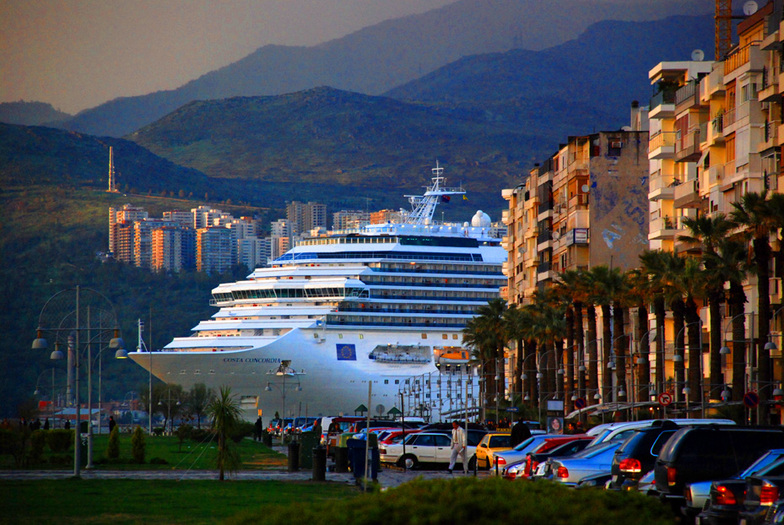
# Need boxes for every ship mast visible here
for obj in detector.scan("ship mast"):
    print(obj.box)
[404,161,465,225]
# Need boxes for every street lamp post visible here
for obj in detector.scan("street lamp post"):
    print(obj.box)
[32,286,124,477]
[265,361,304,431]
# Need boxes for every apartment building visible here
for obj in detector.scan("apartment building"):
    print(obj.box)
[503,114,650,305]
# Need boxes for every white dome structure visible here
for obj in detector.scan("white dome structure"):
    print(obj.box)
[471,210,492,228]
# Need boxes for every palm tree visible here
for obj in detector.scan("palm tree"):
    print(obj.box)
[680,257,708,404]
[528,290,567,406]
[555,269,591,410]
[731,190,777,420]
[627,268,653,403]
[638,250,669,397]
[680,214,735,400]
[503,304,533,401]
[589,265,629,402]
[463,298,508,411]
[207,385,242,481]
[708,238,750,402]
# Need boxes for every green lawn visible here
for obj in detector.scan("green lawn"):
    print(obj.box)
[1,433,287,471]
[0,479,358,524]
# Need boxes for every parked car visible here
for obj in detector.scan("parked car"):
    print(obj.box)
[494,434,590,478]
[738,474,784,525]
[473,431,512,470]
[590,418,735,448]
[525,437,594,480]
[609,420,682,491]
[690,449,784,525]
[653,426,784,513]
[379,431,476,470]
[550,441,623,486]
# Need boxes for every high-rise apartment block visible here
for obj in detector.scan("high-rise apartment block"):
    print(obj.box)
[286,201,327,237]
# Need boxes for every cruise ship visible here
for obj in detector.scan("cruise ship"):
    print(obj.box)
[129,164,507,422]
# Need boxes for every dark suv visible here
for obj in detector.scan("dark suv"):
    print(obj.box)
[653,426,784,511]
[609,420,681,490]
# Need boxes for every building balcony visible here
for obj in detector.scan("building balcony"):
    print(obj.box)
[700,65,725,102]
[778,122,784,147]
[673,179,702,209]
[675,81,700,114]
[675,127,702,163]
[648,170,678,200]
[568,193,589,209]
[723,42,763,84]
[649,89,676,119]
[760,121,780,152]
[706,164,725,187]
[707,115,725,145]
[649,131,677,159]
[759,68,781,102]
[648,216,677,241]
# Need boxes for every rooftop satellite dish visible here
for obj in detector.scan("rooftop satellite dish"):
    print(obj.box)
[743,1,759,15]
[691,49,705,62]
[581,184,590,193]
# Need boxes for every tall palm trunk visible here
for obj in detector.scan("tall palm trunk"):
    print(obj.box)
[654,297,666,397]
[636,304,650,402]
[729,281,747,402]
[587,305,599,403]
[671,299,686,402]
[574,301,585,401]
[514,337,524,398]
[601,304,612,402]
[685,298,702,404]
[613,303,628,401]
[526,339,538,404]
[708,288,724,400]
[754,237,772,422]
[565,307,575,413]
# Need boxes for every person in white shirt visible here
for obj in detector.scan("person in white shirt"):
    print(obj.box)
[448,420,467,474]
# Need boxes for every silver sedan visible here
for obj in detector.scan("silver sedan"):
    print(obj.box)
[549,441,622,486]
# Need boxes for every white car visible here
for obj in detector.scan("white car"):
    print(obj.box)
[379,432,476,470]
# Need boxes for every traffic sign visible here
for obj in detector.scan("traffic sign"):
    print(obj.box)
[658,392,673,406]
[574,397,587,410]
[744,391,760,409]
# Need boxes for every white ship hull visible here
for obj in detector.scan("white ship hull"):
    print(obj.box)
[130,326,480,421]
[127,164,504,423]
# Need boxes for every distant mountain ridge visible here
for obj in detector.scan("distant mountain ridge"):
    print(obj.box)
[49,0,711,137]
[0,102,71,126]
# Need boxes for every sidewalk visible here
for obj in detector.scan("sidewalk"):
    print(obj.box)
[0,444,487,487]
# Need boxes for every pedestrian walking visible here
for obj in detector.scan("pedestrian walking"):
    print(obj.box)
[254,417,263,441]
[448,421,467,474]
[109,416,117,433]
[510,417,532,447]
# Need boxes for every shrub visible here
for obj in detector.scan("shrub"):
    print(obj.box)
[230,421,255,443]
[46,429,73,453]
[131,426,146,464]
[232,477,674,525]
[29,430,47,463]
[190,428,213,443]
[107,426,120,459]
[153,427,164,437]
[149,457,168,465]
[176,424,193,452]
[0,428,28,467]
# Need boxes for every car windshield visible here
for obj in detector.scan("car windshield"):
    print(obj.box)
[513,436,538,451]
[738,450,784,478]
[572,441,620,459]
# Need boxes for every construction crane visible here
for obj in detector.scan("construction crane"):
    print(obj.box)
[716,0,733,60]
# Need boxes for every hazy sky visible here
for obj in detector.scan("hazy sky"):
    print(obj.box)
[0,0,454,114]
